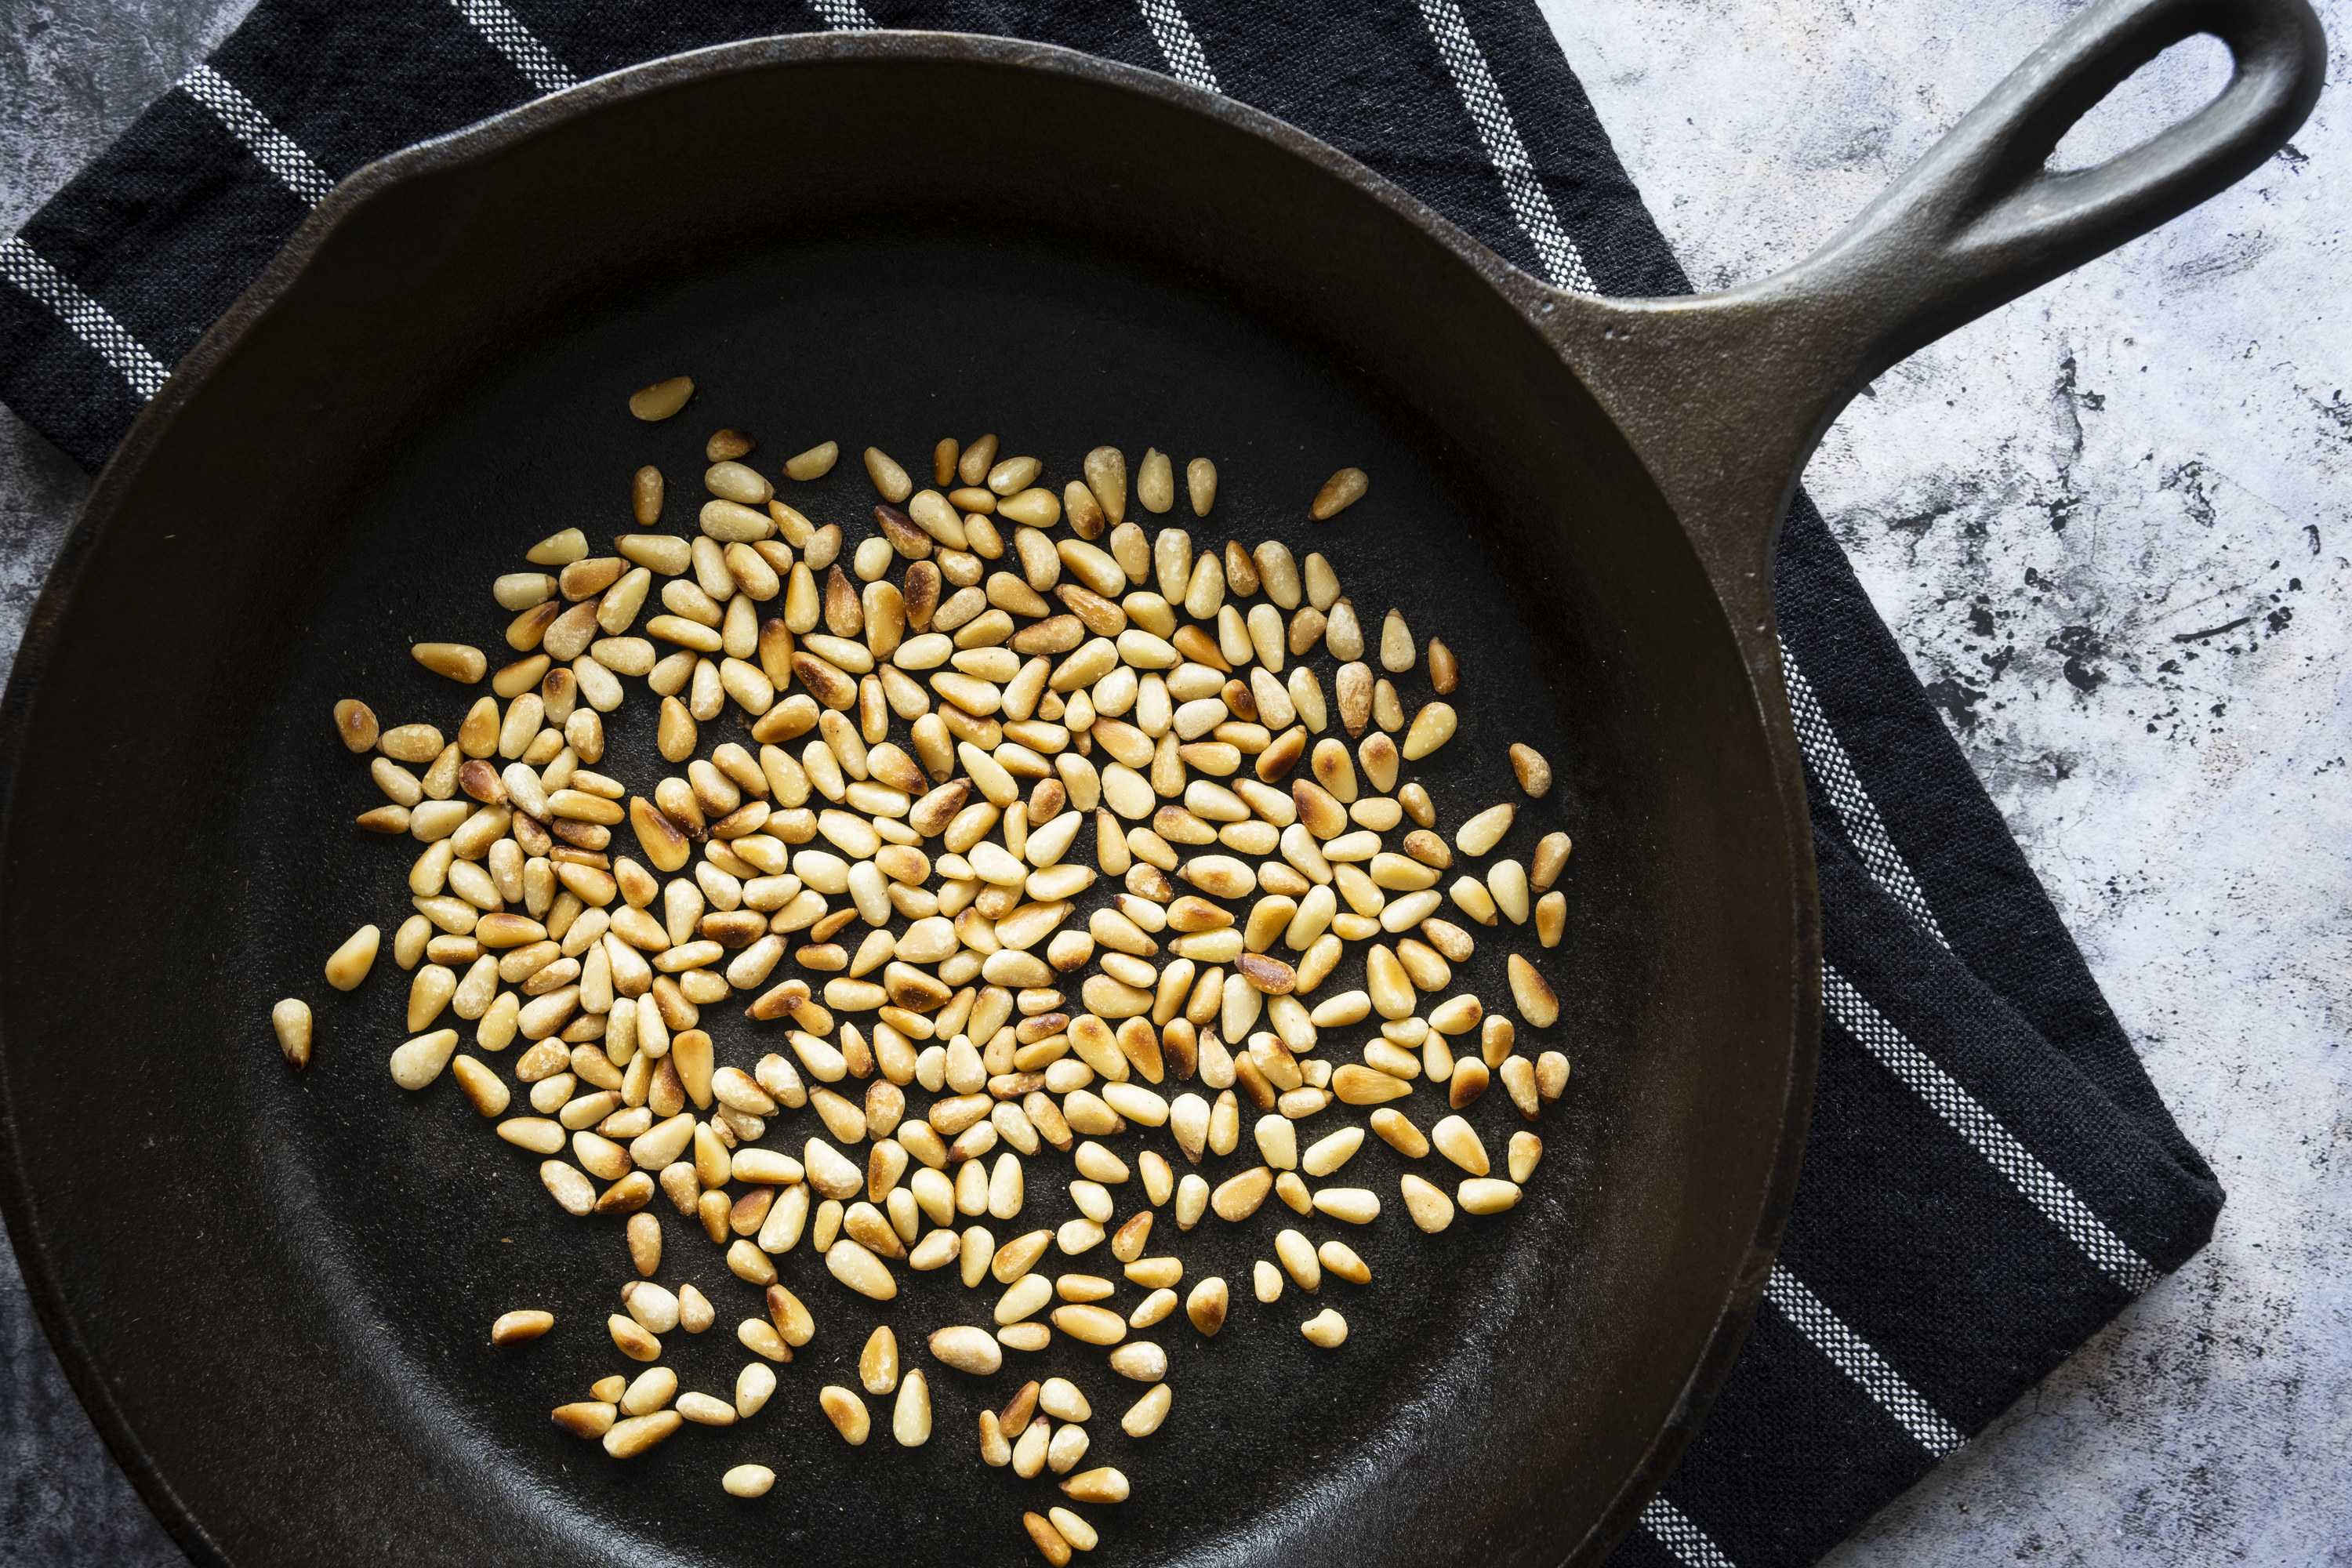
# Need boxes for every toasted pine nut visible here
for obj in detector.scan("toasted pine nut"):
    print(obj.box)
[1401,701,1457,760]
[737,1317,790,1363]
[819,1385,871,1444]
[1308,1189,1374,1222]
[1293,1126,1358,1178]
[490,1309,554,1345]
[880,1368,931,1446]
[413,641,486,683]
[1319,1239,1370,1284]
[1377,608,1414,673]
[673,1392,734,1429]
[1496,1054,1538,1118]
[389,1029,458,1090]
[1108,1341,1167,1381]
[785,441,839,481]
[1459,1177,1523,1215]
[271,998,313,1069]
[629,377,693,421]
[325,924,380,990]
[1050,1304,1126,1345]
[929,1323,1004,1374]
[1530,831,1573,894]
[1024,1512,1072,1565]
[1432,1114,1490,1174]
[1488,859,1530,924]
[1399,1172,1454,1232]
[864,447,913,503]
[1309,468,1367,520]
[1134,448,1174,515]
[1185,458,1217,516]
[552,1401,613,1439]
[1506,741,1555,797]
[723,1463,775,1497]
[603,1410,682,1457]
[1449,877,1499,925]
[1508,953,1560,1027]
[1535,1051,1570,1102]
[334,698,379,752]
[1300,1307,1348,1346]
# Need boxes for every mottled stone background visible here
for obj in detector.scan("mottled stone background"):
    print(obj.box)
[3,2,2346,1564]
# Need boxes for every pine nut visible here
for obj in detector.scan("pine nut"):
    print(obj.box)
[1399,1173,1454,1232]
[551,1402,613,1439]
[1370,1107,1428,1157]
[889,1370,932,1446]
[1297,1126,1362,1177]
[1311,1240,1367,1285]
[1209,1166,1272,1221]
[488,1308,553,1345]
[618,1365,677,1417]
[1301,1307,1348,1347]
[1180,457,1217,516]
[1495,1131,1541,1187]
[1505,953,1561,1028]
[1449,877,1498,925]
[602,1410,682,1458]
[626,376,693,421]
[270,998,314,1069]
[723,1463,775,1497]
[412,641,485,684]
[1024,1512,1072,1565]
[1487,859,1530,924]
[1061,1467,1129,1504]
[1534,891,1567,948]
[1135,449,1174,514]
[1108,1340,1167,1381]
[1312,1187,1379,1224]
[827,1236,898,1299]
[1536,1051,1570,1102]
[737,1318,789,1363]
[1171,1172,1208,1230]
[1432,1115,1490,1174]
[1309,468,1367,520]
[1050,1304,1126,1345]
[820,1386,872,1444]
[1386,699,1450,761]
[1458,1178,1522,1215]
[1371,608,1411,673]
[333,698,380,752]
[332,441,1591,1480]
[388,1029,458,1090]
[325,924,380,991]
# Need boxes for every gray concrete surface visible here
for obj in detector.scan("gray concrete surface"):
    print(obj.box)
[3,2,2346,1564]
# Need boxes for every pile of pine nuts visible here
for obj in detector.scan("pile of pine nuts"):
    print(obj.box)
[290,381,1574,1563]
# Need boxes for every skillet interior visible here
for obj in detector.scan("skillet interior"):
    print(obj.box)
[0,40,1803,1568]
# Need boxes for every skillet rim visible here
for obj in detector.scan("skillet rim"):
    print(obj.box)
[0,30,1820,1567]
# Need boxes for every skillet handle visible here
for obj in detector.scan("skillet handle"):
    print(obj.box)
[1560,0,2325,640]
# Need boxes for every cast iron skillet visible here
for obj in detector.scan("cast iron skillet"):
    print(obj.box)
[0,1,2321,1563]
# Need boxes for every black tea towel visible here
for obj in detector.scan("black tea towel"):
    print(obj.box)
[0,4,2225,1564]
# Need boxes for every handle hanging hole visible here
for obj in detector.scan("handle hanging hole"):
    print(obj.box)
[2049,31,2234,170]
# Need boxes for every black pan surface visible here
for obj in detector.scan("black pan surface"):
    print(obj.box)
[0,11,2321,1566]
